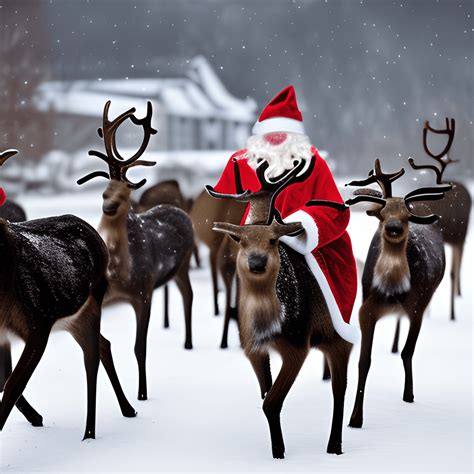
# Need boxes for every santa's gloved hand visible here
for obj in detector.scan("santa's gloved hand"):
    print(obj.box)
[279,210,318,255]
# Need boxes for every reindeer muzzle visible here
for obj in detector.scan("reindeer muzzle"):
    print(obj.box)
[385,219,404,237]
[103,202,120,216]
[248,253,268,274]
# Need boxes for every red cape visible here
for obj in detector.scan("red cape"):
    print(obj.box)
[214,147,357,325]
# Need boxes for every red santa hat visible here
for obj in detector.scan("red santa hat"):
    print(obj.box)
[252,85,306,136]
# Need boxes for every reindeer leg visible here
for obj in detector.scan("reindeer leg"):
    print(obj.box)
[262,345,307,459]
[163,284,170,329]
[210,247,220,316]
[456,243,464,296]
[401,315,423,403]
[175,255,193,350]
[0,342,43,427]
[0,328,50,431]
[322,355,331,381]
[99,335,137,418]
[323,341,351,455]
[133,300,152,400]
[220,270,237,349]
[391,315,401,354]
[193,242,201,268]
[246,351,273,399]
[349,299,378,428]
[70,307,101,440]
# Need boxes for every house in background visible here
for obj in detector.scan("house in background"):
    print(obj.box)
[34,56,257,153]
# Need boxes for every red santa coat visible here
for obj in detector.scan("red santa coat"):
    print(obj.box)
[214,147,359,344]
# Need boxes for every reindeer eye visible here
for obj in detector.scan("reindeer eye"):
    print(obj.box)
[269,238,277,246]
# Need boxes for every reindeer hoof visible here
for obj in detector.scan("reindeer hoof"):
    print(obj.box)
[348,417,363,429]
[184,342,193,350]
[138,393,147,401]
[403,394,414,403]
[82,430,95,441]
[272,449,285,459]
[327,442,343,455]
[220,342,228,349]
[30,416,43,427]
[122,405,138,418]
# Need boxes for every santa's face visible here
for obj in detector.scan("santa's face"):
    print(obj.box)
[245,131,313,178]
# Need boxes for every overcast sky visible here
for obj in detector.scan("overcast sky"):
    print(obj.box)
[4,0,473,175]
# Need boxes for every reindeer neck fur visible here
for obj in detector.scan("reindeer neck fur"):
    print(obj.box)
[373,227,411,296]
[238,272,281,354]
[244,195,272,225]
[98,184,132,285]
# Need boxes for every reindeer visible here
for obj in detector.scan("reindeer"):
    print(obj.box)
[77,101,194,401]
[206,158,353,458]
[346,160,451,429]
[190,188,246,347]
[0,149,136,439]
[137,179,199,329]
[407,118,471,321]
[390,119,471,353]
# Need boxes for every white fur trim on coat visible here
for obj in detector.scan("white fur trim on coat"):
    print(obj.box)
[280,210,318,255]
[279,210,360,344]
[304,254,360,344]
[252,117,306,136]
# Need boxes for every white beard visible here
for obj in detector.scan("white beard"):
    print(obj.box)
[245,133,313,178]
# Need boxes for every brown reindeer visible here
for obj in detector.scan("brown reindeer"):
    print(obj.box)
[346,160,451,429]
[78,101,194,401]
[0,149,136,439]
[391,118,472,352]
[207,158,353,458]
[190,188,246,347]
[137,179,199,329]
[407,118,471,321]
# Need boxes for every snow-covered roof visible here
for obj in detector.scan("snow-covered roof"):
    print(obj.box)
[36,56,256,122]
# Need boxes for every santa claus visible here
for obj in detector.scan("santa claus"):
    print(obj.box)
[213,85,359,344]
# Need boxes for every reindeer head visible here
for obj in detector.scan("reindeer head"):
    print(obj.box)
[77,101,157,218]
[346,159,451,245]
[207,157,313,284]
[213,219,303,286]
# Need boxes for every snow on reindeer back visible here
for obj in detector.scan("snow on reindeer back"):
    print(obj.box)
[10,215,105,321]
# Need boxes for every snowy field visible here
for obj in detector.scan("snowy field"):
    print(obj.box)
[1,187,472,473]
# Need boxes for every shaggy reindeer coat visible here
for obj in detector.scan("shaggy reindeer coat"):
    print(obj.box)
[214,147,358,343]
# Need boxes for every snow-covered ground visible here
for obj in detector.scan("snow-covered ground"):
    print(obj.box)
[1,188,472,473]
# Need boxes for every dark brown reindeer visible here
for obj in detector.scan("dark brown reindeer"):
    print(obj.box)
[137,179,199,329]
[78,101,194,401]
[346,159,451,429]
[391,118,472,352]
[207,157,353,458]
[407,118,471,321]
[0,149,136,439]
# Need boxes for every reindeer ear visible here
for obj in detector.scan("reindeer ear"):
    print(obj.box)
[212,222,243,243]
[271,219,304,238]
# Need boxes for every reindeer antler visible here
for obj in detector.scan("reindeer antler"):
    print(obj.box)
[408,117,456,184]
[206,156,315,224]
[346,159,451,224]
[77,101,157,190]
[0,149,19,167]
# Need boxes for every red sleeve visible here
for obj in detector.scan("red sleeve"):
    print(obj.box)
[0,187,6,207]
[296,156,350,249]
